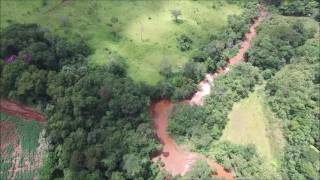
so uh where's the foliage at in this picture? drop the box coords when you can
[171,9,182,22]
[168,105,212,148]
[279,0,319,18]
[246,11,320,179]
[265,59,320,179]
[181,160,213,180]
[247,17,313,72]
[0,24,90,70]
[177,34,193,51]
[210,142,280,179]
[154,61,203,101]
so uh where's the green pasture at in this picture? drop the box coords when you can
[220,85,285,170]
[1,0,242,84]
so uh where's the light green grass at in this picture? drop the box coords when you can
[220,85,285,168]
[1,0,242,84]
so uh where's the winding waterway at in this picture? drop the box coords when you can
[151,5,266,179]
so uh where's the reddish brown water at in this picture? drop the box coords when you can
[0,100,45,123]
[151,6,266,179]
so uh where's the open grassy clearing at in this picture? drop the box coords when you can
[0,113,45,179]
[219,85,285,170]
[0,0,242,84]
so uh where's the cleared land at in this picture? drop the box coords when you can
[0,113,45,180]
[220,85,285,168]
[0,0,242,84]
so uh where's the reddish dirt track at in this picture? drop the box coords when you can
[151,5,266,179]
[0,100,45,123]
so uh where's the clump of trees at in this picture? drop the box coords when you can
[171,9,182,23]
[279,0,319,17]
[107,17,122,40]
[153,60,205,101]
[211,142,280,179]
[247,17,315,75]
[181,160,213,180]
[0,23,163,179]
[177,34,193,51]
[0,24,90,71]
[263,0,320,21]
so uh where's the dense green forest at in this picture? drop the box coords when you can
[0,24,161,179]
[0,0,319,179]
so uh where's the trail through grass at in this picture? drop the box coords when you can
[1,0,242,84]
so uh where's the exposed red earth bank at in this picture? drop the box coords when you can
[151,5,266,179]
[0,100,45,123]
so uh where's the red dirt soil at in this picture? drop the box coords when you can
[0,100,45,123]
[151,5,266,179]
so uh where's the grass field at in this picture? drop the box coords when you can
[220,85,285,169]
[0,113,44,180]
[0,0,242,84]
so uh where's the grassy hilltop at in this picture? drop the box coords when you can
[1,0,241,84]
